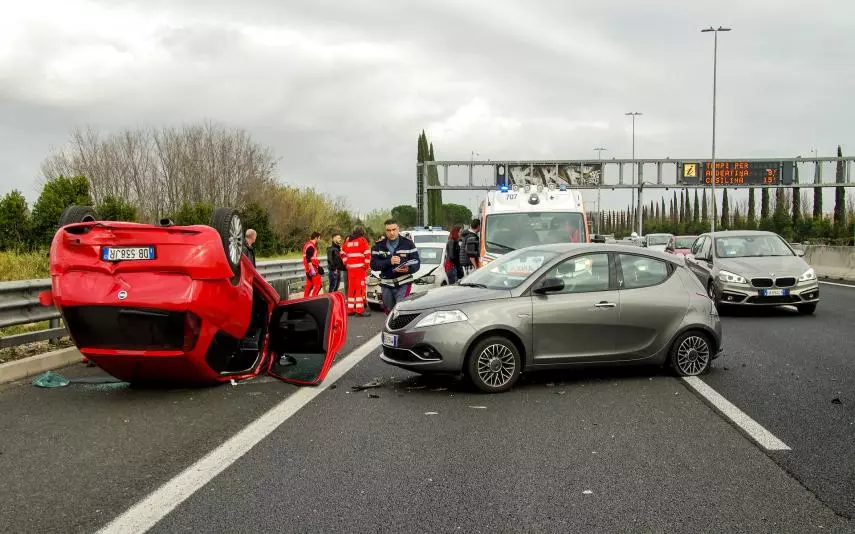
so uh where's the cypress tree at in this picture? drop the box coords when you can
[693,190,700,223]
[747,188,757,228]
[833,145,847,235]
[721,189,730,229]
[701,190,708,221]
[761,188,770,219]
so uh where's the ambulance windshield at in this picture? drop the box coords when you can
[484,212,586,254]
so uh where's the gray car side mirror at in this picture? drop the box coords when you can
[534,277,565,294]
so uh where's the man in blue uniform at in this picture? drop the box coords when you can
[370,218,420,314]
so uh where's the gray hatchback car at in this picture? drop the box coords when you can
[380,244,723,393]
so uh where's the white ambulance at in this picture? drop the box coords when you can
[477,183,592,265]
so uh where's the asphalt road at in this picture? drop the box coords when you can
[2,284,855,532]
[0,314,384,534]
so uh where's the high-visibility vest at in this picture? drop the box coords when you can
[342,236,370,270]
[302,240,320,273]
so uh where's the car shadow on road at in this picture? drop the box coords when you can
[718,305,811,319]
[348,363,701,397]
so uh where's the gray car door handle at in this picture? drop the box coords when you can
[594,301,616,308]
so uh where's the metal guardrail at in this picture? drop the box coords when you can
[0,259,328,350]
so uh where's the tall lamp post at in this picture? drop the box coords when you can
[625,112,642,234]
[594,147,607,234]
[702,25,731,233]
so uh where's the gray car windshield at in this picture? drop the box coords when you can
[647,234,671,245]
[461,248,559,290]
[715,235,794,258]
[484,212,586,254]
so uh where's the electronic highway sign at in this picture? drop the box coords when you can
[679,161,794,186]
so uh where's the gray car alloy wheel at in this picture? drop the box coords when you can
[228,214,243,266]
[476,343,516,388]
[675,334,710,376]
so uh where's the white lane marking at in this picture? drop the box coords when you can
[819,280,855,288]
[681,376,791,451]
[97,334,382,534]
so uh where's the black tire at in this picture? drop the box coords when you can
[58,205,97,227]
[797,302,817,315]
[465,335,522,394]
[210,207,244,280]
[707,280,720,307]
[669,330,713,377]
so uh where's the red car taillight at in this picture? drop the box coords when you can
[183,312,201,352]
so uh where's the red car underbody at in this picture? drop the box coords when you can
[41,221,347,385]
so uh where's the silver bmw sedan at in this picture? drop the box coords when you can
[380,243,723,393]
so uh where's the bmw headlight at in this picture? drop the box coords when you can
[414,310,468,328]
[718,270,747,284]
[798,267,816,282]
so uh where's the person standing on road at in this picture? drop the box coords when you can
[326,232,345,293]
[458,218,481,275]
[244,229,257,267]
[371,218,420,315]
[343,226,372,316]
[302,232,324,298]
[444,225,464,284]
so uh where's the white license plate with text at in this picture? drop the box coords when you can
[382,333,398,347]
[102,246,156,261]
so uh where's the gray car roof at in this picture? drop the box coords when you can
[521,243,682,262]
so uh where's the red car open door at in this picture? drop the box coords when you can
[266,292,348,385]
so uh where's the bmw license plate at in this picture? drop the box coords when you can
[761,288,788,297]
[382,332,398,347]
[102,246,156,261]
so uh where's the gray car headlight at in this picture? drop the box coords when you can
[798,268,816,282]
[414,310,468,328]
[718,270,747,284]
[415,275,436,285]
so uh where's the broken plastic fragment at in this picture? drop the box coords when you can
[352,380,383,391]
[468,406,487,409]
[32,371,70,388]
[582,490,593,495]
[424,411,438,415]
[831,397,842,405]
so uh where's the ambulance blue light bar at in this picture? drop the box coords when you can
[559,184,567,191]
[499,184,509,192]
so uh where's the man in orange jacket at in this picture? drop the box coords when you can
[342,226,371,316]
[302,232,323,298]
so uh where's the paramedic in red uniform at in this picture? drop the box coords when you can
[302,232,323,298]
[342,226,372,316]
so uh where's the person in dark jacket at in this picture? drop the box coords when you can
[326,232,345,293]
[458,218,481,274]
[244,229,257,267]
[370,218,420,314]
[444,225,464,284]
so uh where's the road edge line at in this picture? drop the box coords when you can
[0,347,81,385]
[819,280,855,288]
[681,376,791,451]
[96,333,382,534]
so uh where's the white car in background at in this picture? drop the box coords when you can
[402,226,449,245]
[642,233,674,252]
[366,241,450,310]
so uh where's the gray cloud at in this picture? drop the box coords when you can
[1,0,853,218]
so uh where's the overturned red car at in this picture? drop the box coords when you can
[40,205,348,386]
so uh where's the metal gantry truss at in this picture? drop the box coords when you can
[416,157,855,228]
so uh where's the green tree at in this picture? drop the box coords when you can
[390,205,418,228]
[761,188,770,219]
[425,137,443,226]
[701,191,709,222]
[171,202,214,226]
[813,182,822,219]
[0,190,30,251]
[97,196,138,222]
[772,187,791,239]
[442,203,472,227]
[833,145,847,236]
[747,188,757,229]
[693,190,700,223]
[792,166,802,240]
[720,189,729,229]
[30,175,92,248]
[241,202,279,257]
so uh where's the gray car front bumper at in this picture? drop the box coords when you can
[379,316,475,374]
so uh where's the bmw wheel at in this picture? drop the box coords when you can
[465,335,521,393]
[669,331,712,376]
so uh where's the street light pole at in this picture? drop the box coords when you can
[625,112,642,234]
[594,147,607,234]
[702,25,731,233]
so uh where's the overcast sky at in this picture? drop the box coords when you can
[2,0,853,219]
